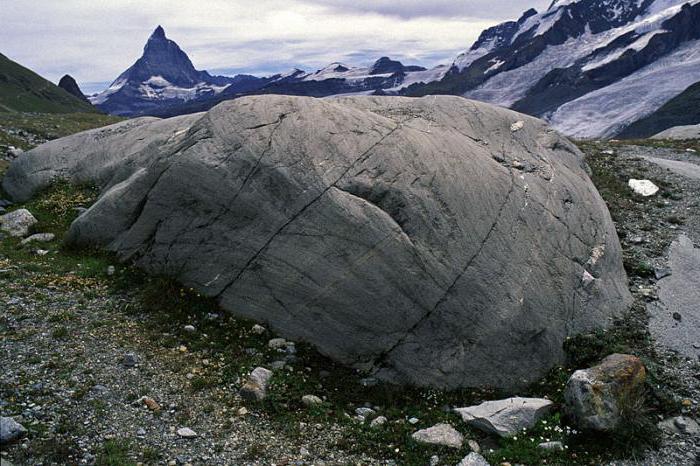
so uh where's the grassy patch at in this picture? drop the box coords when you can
[96,439,135,466]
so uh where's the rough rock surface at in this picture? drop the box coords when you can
[2,95,631,389]
[0,209,37,237]
[0,416,27,445]
[564,353,646,431]
[454,397,554,437]
[652,124,700,140]
[410,423,463,448]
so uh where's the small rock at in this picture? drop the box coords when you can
[302,395,323,408]
[454,397,554,437]
[467,439,481,453]
[456,452,490,466]
[299,447,310,457]
[35,249,49,256]
[538,441,564,451]
[510,121,524,132]
[628,179,659,197]
[122,353,138,368]
[654,267,672,280]
[177,427,197,438]
[237,407,248,416]
[411,423,463,449]
[370,416,387,428]
[20,233,55,246]
[582,270,595,288]
[672,312,682,322]
[178,345,188,353]
[183,325,196,333]
[106,265,116,275]
[355,407,375,418]
[429,455,440,466]
[602,149,615,155]
[408,417,420,425]
[630,236,645,244]
[564,353,646,431]
[136,428,146,436]
[658,416,700,435]
[240,367,273,402]
[0,209,37,237]
[0,416,27,445]
[251,324,266,334]
[268,338,287,349]
[141,396,161,411]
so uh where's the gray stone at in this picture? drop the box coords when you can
[20,233,55,245]
[411,423,463,449]
[456,452,490,466]
[240,367,273,402]
[564,353,646,431]
[251,324,266,334]
[0,209,37,237]
[301,395,323,407]
[183,325,196,333]
[0,416,27,445]
[176,427,197,438]
[467,439,480,453]
[2,95,631,390]
[657,416,700,435]
[454,397,554,437]
[370,416,387,428]
[122,352,138,368]
[267,338,287,350]
[538,441,564,451]
[355,407,375,418]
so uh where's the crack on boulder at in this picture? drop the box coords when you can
[372,169,517,369]
[213,120,405,299]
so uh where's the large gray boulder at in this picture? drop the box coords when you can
[2,95,632,389]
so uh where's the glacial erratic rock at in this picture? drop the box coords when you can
[454,397,555,437]
[2,95,632,389]
[564,353,646,431]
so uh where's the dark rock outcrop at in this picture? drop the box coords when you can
[58,75,90,103]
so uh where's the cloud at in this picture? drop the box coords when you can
[0,0,550,90]
[305,0,550,19]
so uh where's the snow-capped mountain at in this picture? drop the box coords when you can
[91,26,267,116]
[407,0,700,138]
[92,26,444,117]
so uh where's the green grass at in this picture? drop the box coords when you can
[96,439,135,466]
[0,52,97,114]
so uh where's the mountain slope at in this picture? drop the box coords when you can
[616,81,700,138]
[405,0,700,138]
[0,53,97,113]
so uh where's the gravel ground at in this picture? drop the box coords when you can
[593,142,700,466]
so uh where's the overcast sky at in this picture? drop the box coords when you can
[2,0,550,93]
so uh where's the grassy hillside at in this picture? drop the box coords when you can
[617,81,700,139]
[0,53,97,113]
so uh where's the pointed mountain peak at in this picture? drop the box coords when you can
[150,25,166,40]
[58,74,90,103]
